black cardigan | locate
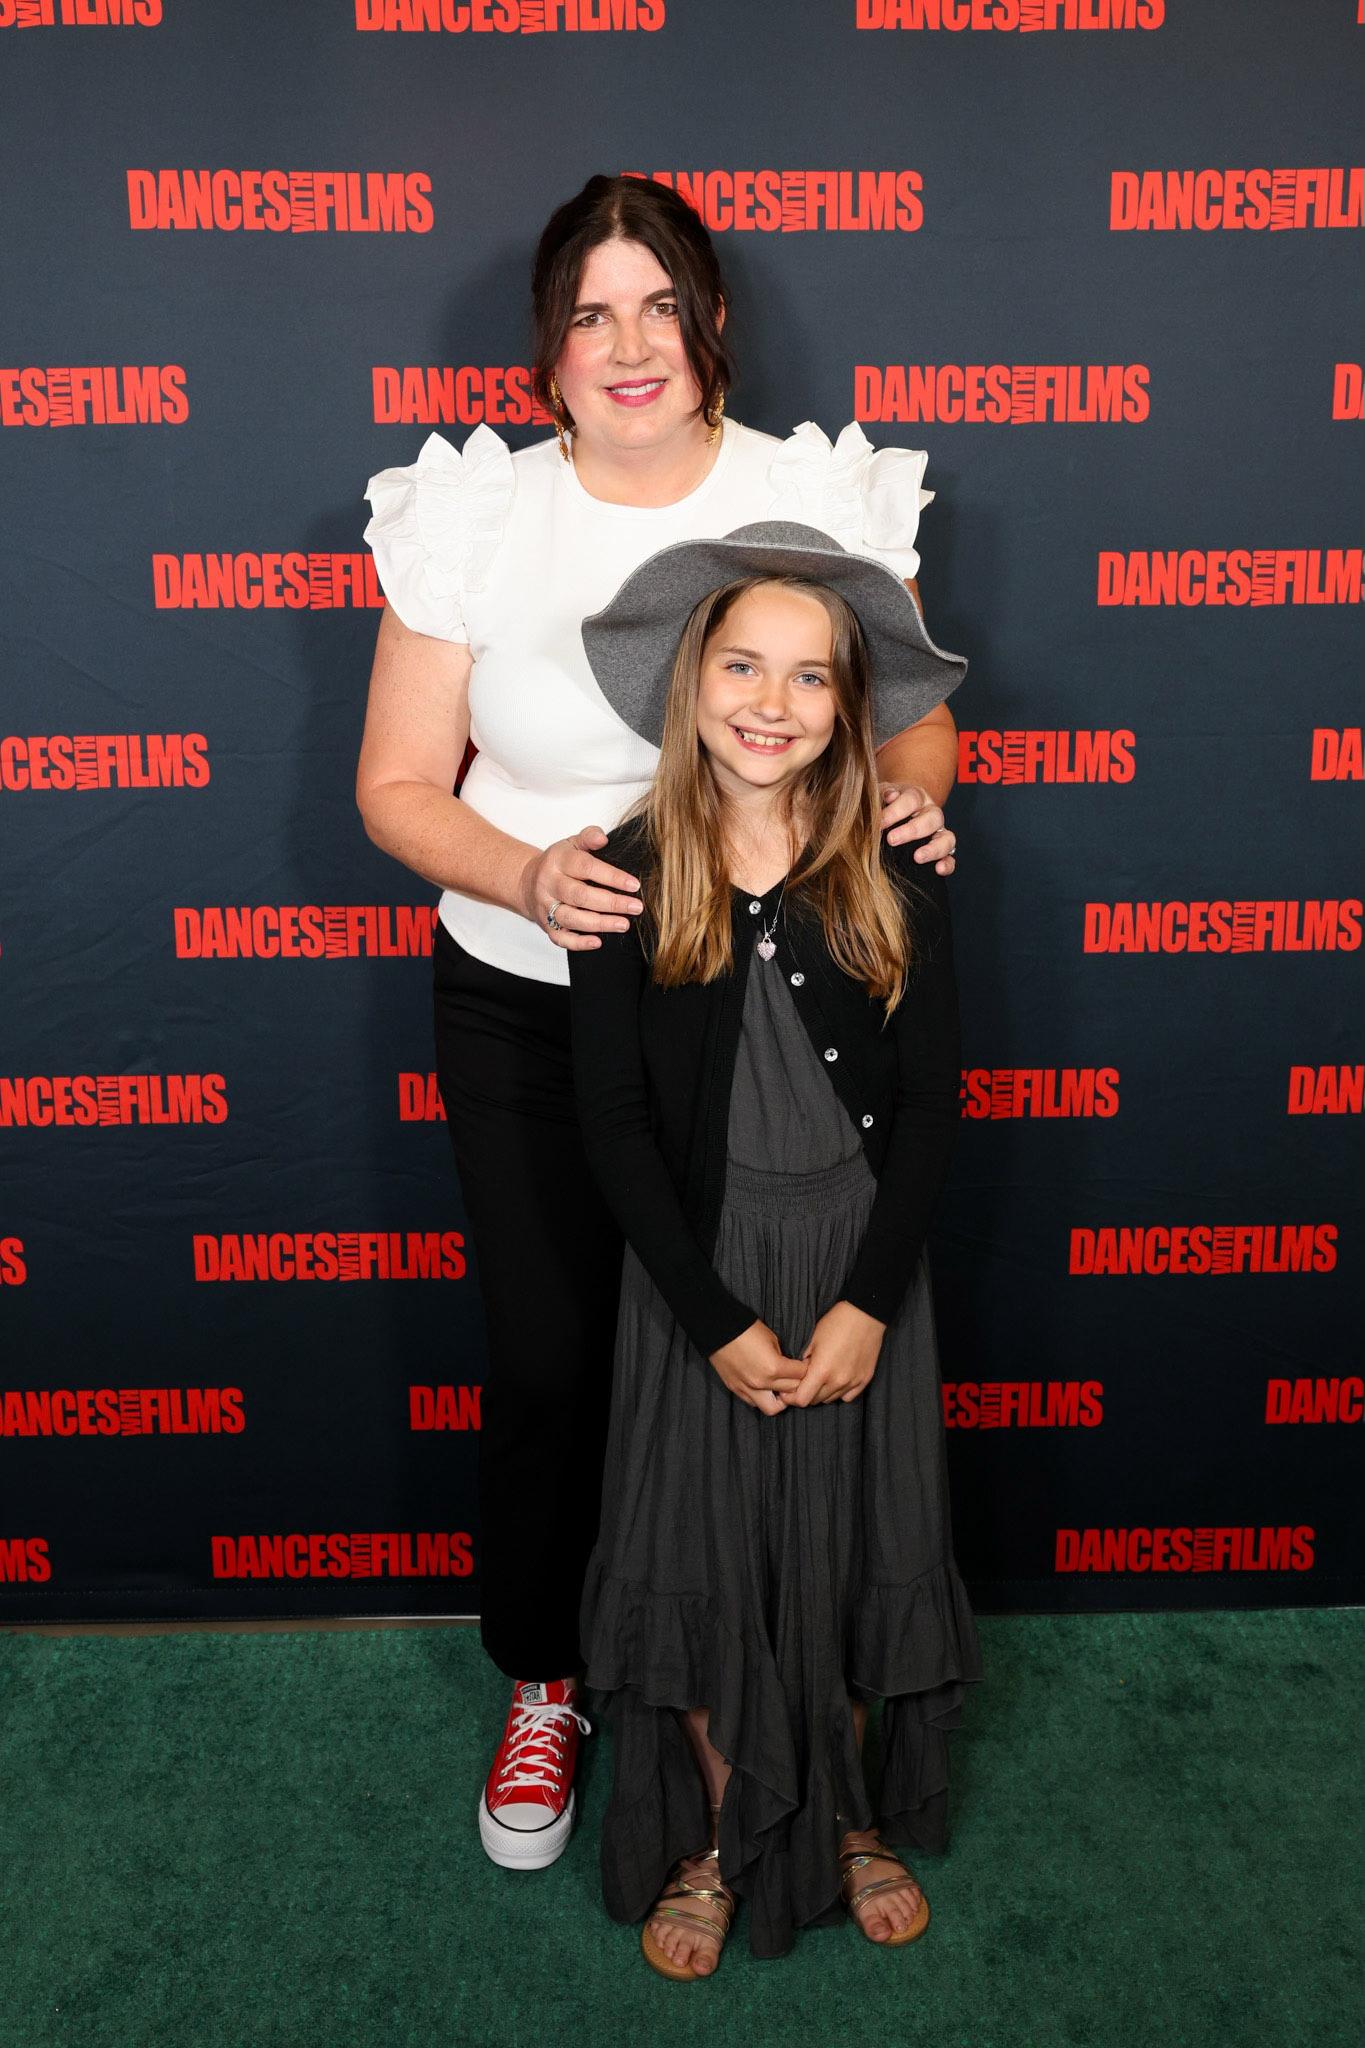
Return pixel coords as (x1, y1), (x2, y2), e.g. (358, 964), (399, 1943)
(568, 815), (961, 1361)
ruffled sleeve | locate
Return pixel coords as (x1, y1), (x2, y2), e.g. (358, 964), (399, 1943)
(766, 419), (934, 584)
(362, 424), (514, 644)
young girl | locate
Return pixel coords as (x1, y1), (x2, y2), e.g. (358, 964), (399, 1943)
(568, 521), (983, 1973)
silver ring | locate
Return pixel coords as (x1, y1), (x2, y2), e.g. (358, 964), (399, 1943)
(545, 899), (561, 931)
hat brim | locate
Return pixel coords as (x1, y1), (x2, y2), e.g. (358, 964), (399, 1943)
(581, 520), (967, 752)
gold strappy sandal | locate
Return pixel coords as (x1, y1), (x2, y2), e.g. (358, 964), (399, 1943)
(839, 1834), (931, 1947)
(640, 1845), (736, 1982)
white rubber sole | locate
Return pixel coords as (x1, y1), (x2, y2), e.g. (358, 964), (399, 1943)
(478, 1789), (575, 1871)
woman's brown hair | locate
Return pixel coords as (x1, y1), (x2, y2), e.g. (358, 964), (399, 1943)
(629, 577), (918, 1015)
(530, 175), (734, 431)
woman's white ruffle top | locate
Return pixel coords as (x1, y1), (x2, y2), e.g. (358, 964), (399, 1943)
(362, 417), (936, 986)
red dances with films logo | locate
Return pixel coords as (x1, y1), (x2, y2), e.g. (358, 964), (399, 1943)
(1069, 1225), (1337, 1275)
(409, 1385), (482, 1429)
(1056, 1527), (1314, 1573)
(1105, 548), (1358, 602)
(399, 1074), (447, 1121)
(154, 555), (382, 609)
(0, 0), (160, 22)
(1333, 364), (1365, 417)
(0, 1075), (227, 1128)
(1310, 728), (1362, 779)
(210, 1532), (474, 1579)
(127, 171), (433, 232)
(1111, 168), (1363, 231)
(1, 367), (186, 427)
(192, 1232), (466, 1282)
(356, 0), (663, 27)
(858, 364), (1150, 424)
(1287, 1067), (1362, 1116)
(1083, 901), (1361, 953)
(856, 1), (1163, 27)
(174, 906), (438, 959)
(0, 1539), (50, 1583)
(1, 734), (208, 792)
(1098, 551), (1363, 605)
(1265, 1379), (1362, 1425)
(942, 1381), (1104, 1428)
(1, 1387), (243, 1437)
(631, 170), (924, 233)
(960, 1069), (1119, 1118)
(373, 366), (550, 427)
(958, 731), (1133, 783)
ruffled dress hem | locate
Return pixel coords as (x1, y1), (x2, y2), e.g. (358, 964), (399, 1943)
(583, 1553), (983, 1958)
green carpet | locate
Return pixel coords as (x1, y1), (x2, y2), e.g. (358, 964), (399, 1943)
(1, 1611), (1358, 2048)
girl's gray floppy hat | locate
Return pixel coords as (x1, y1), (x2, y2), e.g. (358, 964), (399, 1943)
(580, 520), (968, 752)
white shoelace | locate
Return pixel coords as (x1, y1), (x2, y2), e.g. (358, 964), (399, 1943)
(495, 1699), (592, 1794)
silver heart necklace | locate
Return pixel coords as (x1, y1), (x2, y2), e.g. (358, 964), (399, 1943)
(755, 877), (787, 961)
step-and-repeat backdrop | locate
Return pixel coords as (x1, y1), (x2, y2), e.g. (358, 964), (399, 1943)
(1, 0), (1361, 1621)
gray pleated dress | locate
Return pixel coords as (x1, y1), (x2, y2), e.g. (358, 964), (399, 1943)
(580, 926), (983, 1961)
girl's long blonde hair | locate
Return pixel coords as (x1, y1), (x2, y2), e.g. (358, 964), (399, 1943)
(628, 574), (917, 1015)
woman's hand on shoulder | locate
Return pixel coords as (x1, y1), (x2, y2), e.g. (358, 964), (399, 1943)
(783, 1301), (886, 1406)
(708, 1321), (806, 1417)
(878, 782), (956, 875)
(518, 824), (645, 952)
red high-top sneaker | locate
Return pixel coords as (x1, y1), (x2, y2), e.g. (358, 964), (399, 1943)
(478, 1678), (591, 1871)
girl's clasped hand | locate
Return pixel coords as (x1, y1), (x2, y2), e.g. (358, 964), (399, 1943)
(709, 1299), (886, 1415)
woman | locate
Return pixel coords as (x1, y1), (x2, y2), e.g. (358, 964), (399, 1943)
(356, 173), (962, 1872)
(568, 527), (981, 1970)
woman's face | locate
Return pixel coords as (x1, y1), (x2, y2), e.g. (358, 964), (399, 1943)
(695, 584), (840, 807)
(554, 236), (712, 456)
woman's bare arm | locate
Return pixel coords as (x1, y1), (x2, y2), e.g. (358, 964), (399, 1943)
(872, 576), (960, 865)
(875, 700), (958, 812)
(355, 606), (532, 907)
(355, 606), (644, 942)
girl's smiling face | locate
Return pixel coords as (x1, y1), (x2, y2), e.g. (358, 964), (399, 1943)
(695, 582), (839, 805)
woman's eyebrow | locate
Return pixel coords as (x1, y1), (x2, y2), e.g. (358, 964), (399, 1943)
(715, 645), (832, 667)
(570, 288), (677, 315)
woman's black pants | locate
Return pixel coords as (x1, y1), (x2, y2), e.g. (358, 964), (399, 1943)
(433, 919), (624, 1681)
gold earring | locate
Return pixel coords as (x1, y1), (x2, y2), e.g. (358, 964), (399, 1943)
(548, 374), (571, 464)
(705, 388), (726, 445)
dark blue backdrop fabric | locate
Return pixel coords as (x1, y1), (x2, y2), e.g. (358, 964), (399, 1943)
(1, 0), (1360, 1619)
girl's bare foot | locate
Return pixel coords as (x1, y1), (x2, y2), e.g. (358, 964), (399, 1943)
(643, 1735), (733, 1980)
(643, 1845), (735, 1978)
(838, 1828), (929, 1944)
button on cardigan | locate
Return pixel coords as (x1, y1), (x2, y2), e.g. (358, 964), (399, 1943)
(568, 816), (961, 1361)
